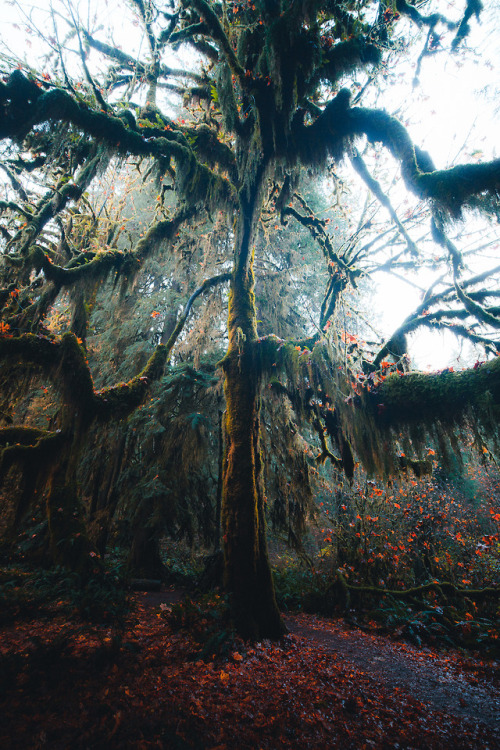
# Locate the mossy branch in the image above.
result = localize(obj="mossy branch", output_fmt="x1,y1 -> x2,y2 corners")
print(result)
373,314 -> 499,369
0,72 -> 236,210
347,106 -> 500,214
298,90 -> 499,217
0,426 -> 57,447
0,429 -> 65,476
450,0 -> 483,50
93,346 -> 168,418
169,24 -> 217,60
94,272 -> 231,417
0,332 -> 160,422
395,0 -> 449,31
313,37 -> 382,89
5,147 -> 104,262
164,271 -> 231,353
282,193 -> 361,328
370,356 -> 500,426
0,200 -> 30,218
22,207 -> 193,292
183,123 -> 238,183
372,264 -> 500,367
396,0 -> 483,50
454,280 -> 500,329
186,0 -> 245,80
30,246 -> 131,286
337,569 -> 499,601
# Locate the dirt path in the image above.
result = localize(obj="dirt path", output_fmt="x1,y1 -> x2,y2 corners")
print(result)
138,590 -> 499,741
286,613 -> 500,737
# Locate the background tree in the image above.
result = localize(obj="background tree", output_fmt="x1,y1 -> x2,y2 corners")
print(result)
1,0 -> 499,638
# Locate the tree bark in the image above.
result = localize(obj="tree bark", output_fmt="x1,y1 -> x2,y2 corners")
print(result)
221,230 -> 284,638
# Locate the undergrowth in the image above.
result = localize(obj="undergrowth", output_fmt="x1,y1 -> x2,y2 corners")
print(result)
273,558 -> 500,656
0,559 -> 129,625
166,593 -> 239,661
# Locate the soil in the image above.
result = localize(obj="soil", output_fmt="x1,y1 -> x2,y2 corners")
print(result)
1,588 -> 498,749
141,589 -> 500,742
286,613 -> 500,733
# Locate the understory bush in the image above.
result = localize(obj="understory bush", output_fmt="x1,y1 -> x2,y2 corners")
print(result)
0,560 -> 129,625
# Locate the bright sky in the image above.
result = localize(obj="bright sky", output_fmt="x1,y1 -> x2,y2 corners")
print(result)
346,3 -> 500,370
2,0 -> 499,370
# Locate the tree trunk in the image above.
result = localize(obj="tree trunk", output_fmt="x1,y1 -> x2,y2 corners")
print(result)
214,408 -> 223,552
221,266 -> 284,639
46,454 -> 96,576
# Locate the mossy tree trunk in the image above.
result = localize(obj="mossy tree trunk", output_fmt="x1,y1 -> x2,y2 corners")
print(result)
221,198 -> 284,639
45,447 -> 96,576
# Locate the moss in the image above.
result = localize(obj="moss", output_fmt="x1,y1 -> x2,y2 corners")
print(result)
0,333 -> 94,414
315,37 -> 381,88
417,160 -> 500,216
0,430 -> 65,543
46,474 -> 97,575
256,329 -> 500,480
220,242 -> 284,638
31,246 -> 130,287
0,426 -> 54,447
93,343 -> 168,418
372,358 -> 500,427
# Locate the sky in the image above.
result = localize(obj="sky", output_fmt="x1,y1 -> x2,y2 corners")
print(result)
343,2 -> 500,369
1,0 -> 499,370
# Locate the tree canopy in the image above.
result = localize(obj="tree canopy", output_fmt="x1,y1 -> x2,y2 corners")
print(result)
1,0 -> 500,638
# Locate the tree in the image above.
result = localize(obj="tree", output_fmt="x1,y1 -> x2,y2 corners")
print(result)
1,0 -> 500,638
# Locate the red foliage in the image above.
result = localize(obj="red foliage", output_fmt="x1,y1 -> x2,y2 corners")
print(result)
1,596 -> 498,749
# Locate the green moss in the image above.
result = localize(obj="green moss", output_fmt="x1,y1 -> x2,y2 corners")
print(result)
94,343 -> 168,418
257,330 -> 500,479
0,426 -> 54,447
372,359 -> 500,426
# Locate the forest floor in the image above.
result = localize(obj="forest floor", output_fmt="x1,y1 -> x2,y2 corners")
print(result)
1,588 -> 499,750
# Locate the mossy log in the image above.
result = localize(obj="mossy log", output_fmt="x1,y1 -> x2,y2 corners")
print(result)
334,569 -> 499,613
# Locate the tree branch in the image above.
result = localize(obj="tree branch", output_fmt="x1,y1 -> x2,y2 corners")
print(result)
184,0 -> 245,80
0,72 -> 237,210
95,272 -> 231,416
350,149 -> 419,257
370,356 -> 500,427
298,90 -> 500,217
163,271 -> 231,353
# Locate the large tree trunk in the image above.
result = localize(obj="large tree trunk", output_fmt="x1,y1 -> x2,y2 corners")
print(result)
221,264 -> 284,639
46,452 -> 96,576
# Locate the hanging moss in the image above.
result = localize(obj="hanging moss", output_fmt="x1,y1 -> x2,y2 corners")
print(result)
256,330 -> 500,480
0,429 -> 65,546
371,359 -> 500,427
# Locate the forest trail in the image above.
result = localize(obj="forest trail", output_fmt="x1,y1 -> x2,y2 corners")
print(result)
286,613 -> 500,735
2,589 -> 499,749
139,589 -> 500,742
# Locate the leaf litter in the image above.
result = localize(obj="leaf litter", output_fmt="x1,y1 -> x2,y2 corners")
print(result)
0,591 -> 498,749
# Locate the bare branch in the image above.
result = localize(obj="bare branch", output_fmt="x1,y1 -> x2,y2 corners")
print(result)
350,149 -> 419,257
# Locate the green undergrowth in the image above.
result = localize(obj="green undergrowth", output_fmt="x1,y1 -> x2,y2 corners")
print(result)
166,592 -> 239,661
0,559 -> 129,625
364,596 -> 499,656
273,559 -> 500,656
273,563 -> 330,613
162,555 -> 205,588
